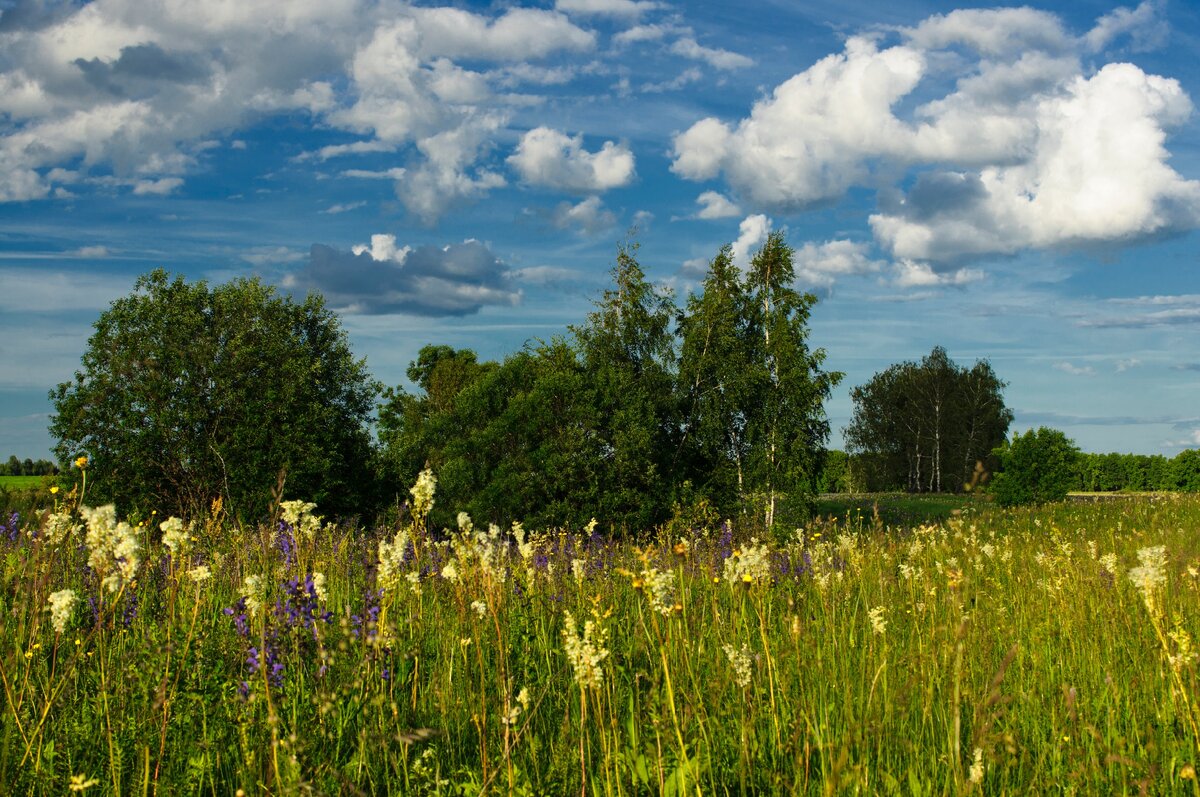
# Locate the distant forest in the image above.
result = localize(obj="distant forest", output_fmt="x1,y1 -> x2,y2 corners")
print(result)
0,456 -> 58,477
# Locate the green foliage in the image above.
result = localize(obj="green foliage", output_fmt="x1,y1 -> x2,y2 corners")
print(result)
380,235 -> 841,532
846,346 -> 1012,493
49,269 -> 379,521
991,427 -> 1081,507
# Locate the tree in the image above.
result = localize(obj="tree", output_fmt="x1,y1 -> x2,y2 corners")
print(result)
845,347 -> 1012,492
742,232 -> 841,526
990,427 -> 1081,507
50,269 -> 379,520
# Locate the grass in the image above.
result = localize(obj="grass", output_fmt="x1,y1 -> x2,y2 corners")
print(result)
0,475 -> 53,490
813,491 -> 987,527
3,481 -> 1200,794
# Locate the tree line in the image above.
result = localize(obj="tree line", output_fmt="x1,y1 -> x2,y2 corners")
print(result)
50,234 -> 842,530
0,456 -> 58,477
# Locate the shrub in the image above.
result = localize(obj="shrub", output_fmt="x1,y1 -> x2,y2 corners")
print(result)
990,427 -> 1081,507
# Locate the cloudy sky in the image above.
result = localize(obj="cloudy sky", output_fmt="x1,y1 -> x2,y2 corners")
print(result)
2,0 -> 1199,459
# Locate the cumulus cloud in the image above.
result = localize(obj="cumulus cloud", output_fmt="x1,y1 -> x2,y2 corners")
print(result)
670,6 -> 1200,274
793,240 -> 883,288
508,127 -> 635,192
1085,0 -> 1167,53
694,190 -> 740,219
669,36 -> 752,70
551,196 -> 618,235
892,259 -> 983,289
288,235 -> 521,316
730,214 -> 771,269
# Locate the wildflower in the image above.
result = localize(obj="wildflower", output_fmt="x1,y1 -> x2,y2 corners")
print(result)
74,456 -> 88,469
406,571 -> 422,595
457,512 -> 472,532
377,525 -> 412,588
279,500 -> 321,539
50,485 -> 59,495
311,571 -> 327,603
241,575 -> 263,618
80,504 -> 140,593
516,686 -> 530,710
637,567 -> 675,616
471,600 -> 488,617
722,538 -> 772,585
43,511 -> 80,546
68,774 -> 98,792
159,516 -> 189,557
1099,553 -> 1120,577
868,605 -> 887,636
410,468 -> 437,519
47,589 -> 77,634
562,610 -> 609,689
571,558 -> 586,583
1129,545 -> 1168,610
722,642 -> 753,689
441,561 -> 459,582
1169,617 -> 1197,673
186,565 -> 212,584
968,747 -> 984,785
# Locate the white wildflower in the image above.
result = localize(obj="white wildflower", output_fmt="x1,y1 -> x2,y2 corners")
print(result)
43,511 -> 81,546
406,571 -> 422,595
80,504 -> 140,594
723,538 -> 772,585
562,610 -> 609,689
868,605 -> 887,636
47,589 -> 77,634
377,526 -> 412,588
1100,553 -> 1120,576
1129,545 -> 1168,610
722,642 -> 753,689
471,599 -> 488,618
968,747 -> 984,784
441,561 -> 459,582
571,558 -> 586,583
410,468 -> 437,519
186,565 -> 211,584
457,511 -> 472,532
312,571 -> 327,603
159,516 -> 189,557
637,567 -> 675,616
242,575 -> 263,617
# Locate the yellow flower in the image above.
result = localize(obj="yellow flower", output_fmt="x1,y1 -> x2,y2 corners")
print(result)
50,486 -> 59,494
74,456 -> 88,469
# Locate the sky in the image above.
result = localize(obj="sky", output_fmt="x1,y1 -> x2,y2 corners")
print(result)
1,0 -> 1199,461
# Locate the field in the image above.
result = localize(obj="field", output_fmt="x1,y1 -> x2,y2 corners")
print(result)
0,475 -> 53,491
3,485 -> 1200,795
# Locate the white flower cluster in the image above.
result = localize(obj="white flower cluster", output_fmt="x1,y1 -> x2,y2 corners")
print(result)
280,500 -> 322,540
637,567 -> 675,616
159,516 -> 190,557
46,588 -> 77,634
868,605 -> 887,636
377,526 -> 412,589
186,565 -> 212,584
43,511 -> 81,546
723,538 -> 772,585
242,575 -> 263,617
1129,545 -> 1168,611
80,504 -> 141,594
312,571 -> 328,603
410,468 -> 437,520
722,642 -> 753,689
562,610 -> 609,689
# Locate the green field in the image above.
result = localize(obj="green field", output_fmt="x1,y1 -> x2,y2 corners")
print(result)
0,475 -> 52,490
3,486 -> 1200,794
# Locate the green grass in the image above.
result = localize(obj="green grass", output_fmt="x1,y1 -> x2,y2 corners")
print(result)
814,491 -> 988,527
0,475 -> 52,490
3,487 -> 1200,794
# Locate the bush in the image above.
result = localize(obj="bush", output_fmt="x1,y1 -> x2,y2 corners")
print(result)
991,427 -> 1081,507
49,270 -> 379,521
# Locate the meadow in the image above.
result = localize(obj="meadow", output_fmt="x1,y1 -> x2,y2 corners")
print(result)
3,476 -> 1200,795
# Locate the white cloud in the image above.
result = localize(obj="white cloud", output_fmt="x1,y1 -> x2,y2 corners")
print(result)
672,9 -> 1200,272
508,127 -> 635,192
669,36 -> 752,70
694,190 -> 740,219
793,240 -> 883,288
1115,358 -> 1142,372
730,214 -> 771,269
613,23 -> 671,45
409,7 -> 594,61
555,0 -> 660,19
132,177 -> 183,196
892,259 -> 983,289
298,140 -> 396,162
342,167 -> 408,180
1054,361 -> 1096,377
73,245 -> 109,258
320,201 -> 367,215
1085,1 -> 1167,53
551,196 -> 617,235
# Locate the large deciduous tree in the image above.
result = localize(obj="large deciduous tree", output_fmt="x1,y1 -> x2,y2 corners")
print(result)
845,347 -> 1012,492
50,269 -> 379,520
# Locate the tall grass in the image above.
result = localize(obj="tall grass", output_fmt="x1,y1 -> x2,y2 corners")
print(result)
3,480 -> 1200,794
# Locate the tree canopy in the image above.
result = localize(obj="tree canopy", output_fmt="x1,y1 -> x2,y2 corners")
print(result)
991,427 -> 1081,507
845,346 -> 1012,493
49,269 -> 379,520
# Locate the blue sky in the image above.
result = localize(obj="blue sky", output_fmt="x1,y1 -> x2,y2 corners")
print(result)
1,0 -> 1199,460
